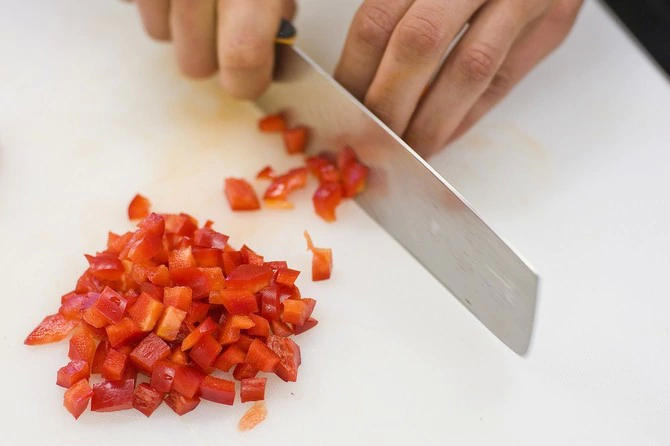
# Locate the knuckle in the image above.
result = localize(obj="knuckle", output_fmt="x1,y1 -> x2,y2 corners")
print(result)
219,37 -> 270,71
354,2 -> 396,50
396,6 -> 447,57
178,59 -> 217,79
457,43 -> 499,83
483,71 -> 513,101
548,0 -> 583,29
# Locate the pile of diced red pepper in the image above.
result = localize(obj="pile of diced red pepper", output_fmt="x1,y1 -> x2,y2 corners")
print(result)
25,204 -> 319,420
223,113 -> 370,222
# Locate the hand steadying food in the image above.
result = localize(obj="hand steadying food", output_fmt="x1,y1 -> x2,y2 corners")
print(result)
133,0 -> 583,153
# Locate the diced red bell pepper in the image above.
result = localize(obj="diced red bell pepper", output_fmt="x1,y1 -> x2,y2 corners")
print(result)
165,390 -> 200,416
57,360 -> 90,388
170,348 -> 188,365
238,401 -> 267,431
246,314 -> 271,337
155,306 -> 188,341
129,333 -> 171,373
189,333 -> 222,371
168,246 -> 196,270
275,267 -> 300,286
240,245 -> 264,266
169,267 -> 209,299
293,317 -> 319,335
24,313 -> 78,345
186,301 -> 210,325
313,181 -> 343,222
63,379 -> 93,420
267,335 -> 301,382
213,344 -> 247,372
341,161 -> 370,197
310,247 -> 332,281
193,227 -> 228,249
59,292 -> 100,321
233,363 -> 259,381
106,232 -> 121,252
209,289 -> 259,315
105,317 -> 144,348
306,155 -> 340,182
151,360 -> 178,393
144,264 -> 170,286
258,113 -> 287,132
85,253 -> 125,281
91,339 -> 109,374
94,286 -> 128,325
132,382 -> 164,417
199,375 -> 235,405
240,378 -> 266,403
337,146 -> 358,171
91,378 -> 135,412
101,348 -> 128,381
129,263 -> 147,285
226,264 -> 273,293
281,298 -> 316,326
264,261 -> 288,273
124,229 -> 162,265
163,213 -> 198,237
245,339 -> 280,372
128,292 -> 164,332
224,178 -> 261,211
260,285 -> 281,321
200,267 -> 226,291
270,319 -> 294,337
256,165 -> 276,180
304,231 -> 333,281
68,324 -> 97,366
75,269 -> 105,294
128,194 -> 151,220
236,334 -> 255,352
218,315 -> 255,345
163,286 -> 193,312
263,167 -> 308,203
83,305 -> 108,329
139,281 -> 164,300
282,126 -> 308,154
172,365 -> 205,399
222,251 -> 242,277
192,247 -> 221,267
181,316 -> 218,351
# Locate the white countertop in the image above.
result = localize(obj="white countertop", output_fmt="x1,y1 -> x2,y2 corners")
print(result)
1,0 -> 669,444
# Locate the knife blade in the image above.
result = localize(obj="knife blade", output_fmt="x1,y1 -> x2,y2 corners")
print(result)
257,44 -> 539,355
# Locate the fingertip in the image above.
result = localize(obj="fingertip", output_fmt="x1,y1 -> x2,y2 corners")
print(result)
136,0 -> 171,41
178,61 -> 218,79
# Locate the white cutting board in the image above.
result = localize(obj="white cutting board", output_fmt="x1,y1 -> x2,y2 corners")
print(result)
1,0 -> 669,444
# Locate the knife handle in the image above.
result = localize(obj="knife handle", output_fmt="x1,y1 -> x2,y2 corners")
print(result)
275,19 -> 297,45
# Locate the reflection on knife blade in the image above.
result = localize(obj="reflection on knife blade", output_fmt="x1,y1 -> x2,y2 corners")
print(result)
257,45 -> 539,355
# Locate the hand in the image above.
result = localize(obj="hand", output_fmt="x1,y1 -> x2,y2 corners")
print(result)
134,0 -> 296,99
334,0 -> 584,154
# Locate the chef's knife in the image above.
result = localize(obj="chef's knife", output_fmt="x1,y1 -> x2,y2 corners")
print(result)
258,34 -> 538,355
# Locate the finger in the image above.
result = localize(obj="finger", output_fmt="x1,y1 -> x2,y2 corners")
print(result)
448,0 -> 584,143
170,0 -> 217,78
136,0 -> 171,41
334,0 -> 414,100
281,0 -> 297,20
405,0 -> 548,153
217,0 -> 282,99
364,0 -> 489,135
